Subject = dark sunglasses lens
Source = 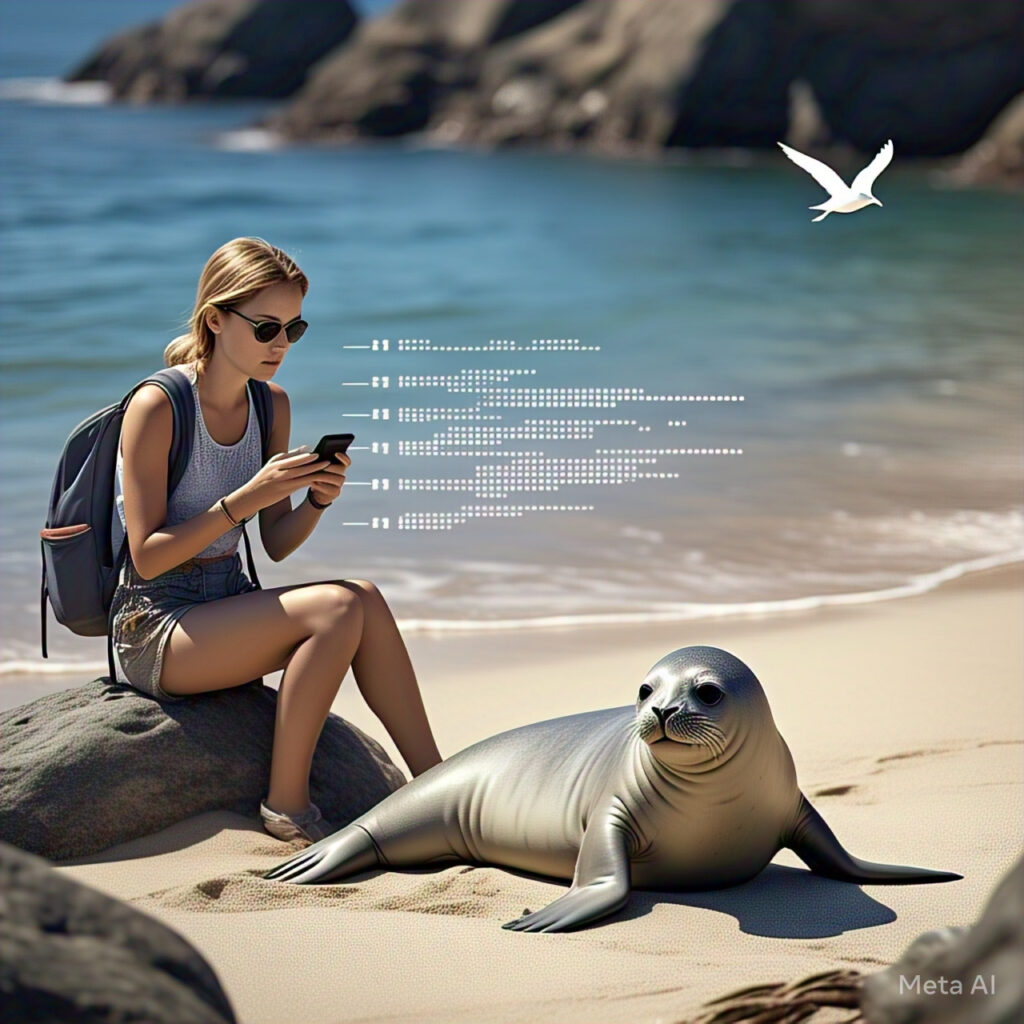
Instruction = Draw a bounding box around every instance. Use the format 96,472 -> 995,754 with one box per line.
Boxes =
285,320 -> 307,344
254,322 -> 281,343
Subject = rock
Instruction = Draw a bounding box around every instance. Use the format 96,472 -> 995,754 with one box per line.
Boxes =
260,0 -> 1024,172
0,840 -> 236,1023
941,91 -> 1024,188
790,0 -> 1024,156
860,851 -> 1024,1024
262,0 -> 584,140
0,678 -> 406,861
65,0 -> 358,101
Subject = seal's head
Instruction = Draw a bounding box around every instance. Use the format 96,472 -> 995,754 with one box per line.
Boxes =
634,646 -> 772,769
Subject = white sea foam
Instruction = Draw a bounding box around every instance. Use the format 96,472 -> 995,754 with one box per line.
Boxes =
0,658 -> 109,677
0,77 -> 112,105
213,129 -> 285,152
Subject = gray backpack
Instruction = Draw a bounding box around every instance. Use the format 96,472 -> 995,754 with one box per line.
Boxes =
40,368 -> 272,682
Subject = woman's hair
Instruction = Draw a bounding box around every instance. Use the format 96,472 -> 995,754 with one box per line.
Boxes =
164,237 -> 309,368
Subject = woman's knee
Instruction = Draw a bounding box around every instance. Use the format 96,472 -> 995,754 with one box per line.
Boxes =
300,583 -> 364,636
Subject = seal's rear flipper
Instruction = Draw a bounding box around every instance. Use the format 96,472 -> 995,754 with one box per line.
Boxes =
264,824 -> 381,884
785,795 -> 961,885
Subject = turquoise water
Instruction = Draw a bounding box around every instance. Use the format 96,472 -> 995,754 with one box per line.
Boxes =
1,1 -> 1022,675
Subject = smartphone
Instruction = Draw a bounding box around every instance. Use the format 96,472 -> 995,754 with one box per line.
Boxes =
312,433 -> 355,461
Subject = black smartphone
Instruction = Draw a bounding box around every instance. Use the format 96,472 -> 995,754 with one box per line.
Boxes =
312,433 -> 355,461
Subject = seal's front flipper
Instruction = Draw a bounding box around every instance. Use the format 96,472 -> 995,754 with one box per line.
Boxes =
264,824 -> 381,884
785,795 -> 961,885
502,816 -> 631,933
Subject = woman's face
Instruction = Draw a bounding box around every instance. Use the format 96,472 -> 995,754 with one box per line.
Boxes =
206,280 -> 305,380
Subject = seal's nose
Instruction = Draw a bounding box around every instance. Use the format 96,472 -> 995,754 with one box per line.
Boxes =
652,705 -> 679,729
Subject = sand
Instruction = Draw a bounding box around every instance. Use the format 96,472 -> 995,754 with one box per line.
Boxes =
37,563 -> 1024,1023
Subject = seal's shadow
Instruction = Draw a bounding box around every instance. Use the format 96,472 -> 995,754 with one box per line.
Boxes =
487,862 -> 897,937
626,864 -> 898,938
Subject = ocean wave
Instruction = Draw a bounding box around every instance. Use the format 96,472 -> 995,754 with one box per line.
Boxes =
393,550 -> 1023,634
0,77 -> 111,105
2,551 -> 1019,674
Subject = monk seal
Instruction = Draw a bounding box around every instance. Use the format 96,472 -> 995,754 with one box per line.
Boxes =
264,646 -> 960,931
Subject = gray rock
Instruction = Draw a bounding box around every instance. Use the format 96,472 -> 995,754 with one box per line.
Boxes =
0,840 -> 236,1023
262,0 -> 584,141
861,851 -> 1024,1024
65,0 -> 358,101
0,678 -> 406,861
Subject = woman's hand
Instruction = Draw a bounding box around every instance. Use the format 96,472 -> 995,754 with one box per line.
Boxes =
308,451 -> 350,507
236,448 -> 337,514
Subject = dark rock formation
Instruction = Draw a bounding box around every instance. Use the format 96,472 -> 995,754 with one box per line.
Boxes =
262,0 -> 585,141
861,851 -> 1024,1024
0,678 -> 406,861
65,0 -> 358,101
264,0 -> 1024,167
790,0 -> 1024,156
0,840 -> 236,1024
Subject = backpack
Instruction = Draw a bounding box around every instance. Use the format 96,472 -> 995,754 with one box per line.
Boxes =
39,367 -> 273,684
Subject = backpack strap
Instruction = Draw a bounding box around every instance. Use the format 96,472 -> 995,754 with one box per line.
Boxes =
240,378 -> 273,590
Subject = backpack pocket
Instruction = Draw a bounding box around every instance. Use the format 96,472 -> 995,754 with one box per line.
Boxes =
40,524 -> 110,635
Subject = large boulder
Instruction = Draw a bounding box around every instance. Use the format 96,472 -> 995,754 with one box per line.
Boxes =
0,840 -> 236,1023
65,0 -> 358,101
861,851 -> 1024,1024
0,678 -> 406,861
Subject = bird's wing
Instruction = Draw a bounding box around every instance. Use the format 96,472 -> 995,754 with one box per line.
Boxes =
777,141 -> 847,197
850,139 -> 893,194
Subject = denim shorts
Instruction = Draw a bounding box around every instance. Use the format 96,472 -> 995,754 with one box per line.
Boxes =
110,551 -> 259,702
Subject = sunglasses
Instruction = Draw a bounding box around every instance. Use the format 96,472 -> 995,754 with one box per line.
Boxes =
214,304 -> 308,344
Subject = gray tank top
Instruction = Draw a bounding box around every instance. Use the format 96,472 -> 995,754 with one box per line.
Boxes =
113,362 -> 262,567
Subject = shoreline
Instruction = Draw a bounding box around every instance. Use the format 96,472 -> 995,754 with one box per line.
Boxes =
3,557 -> 1021,721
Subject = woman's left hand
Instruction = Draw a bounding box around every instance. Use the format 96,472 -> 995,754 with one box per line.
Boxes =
308,452 -> 350,506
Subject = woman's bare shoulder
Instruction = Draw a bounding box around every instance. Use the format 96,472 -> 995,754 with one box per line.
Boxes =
268,380 -> 290,417
122,382 -> 173,444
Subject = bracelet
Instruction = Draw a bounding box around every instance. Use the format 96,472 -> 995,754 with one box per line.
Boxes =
218,496 -> 240,527
306,489 -> 332,511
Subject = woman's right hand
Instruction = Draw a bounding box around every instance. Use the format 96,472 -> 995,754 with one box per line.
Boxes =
236,448 -> 333,514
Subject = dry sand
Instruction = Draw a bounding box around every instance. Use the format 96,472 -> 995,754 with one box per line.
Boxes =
45,563 -> 1024,1023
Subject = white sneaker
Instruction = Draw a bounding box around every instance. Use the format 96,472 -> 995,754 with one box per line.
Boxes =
259,800 -> 335,845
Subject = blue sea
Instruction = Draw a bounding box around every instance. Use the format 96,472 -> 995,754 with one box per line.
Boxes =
1,1 -> 1022,678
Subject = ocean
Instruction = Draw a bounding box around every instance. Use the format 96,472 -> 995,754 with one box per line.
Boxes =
1,0 -> 1021,680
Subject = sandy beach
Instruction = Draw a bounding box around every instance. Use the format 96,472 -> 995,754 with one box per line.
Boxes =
7,562 -> 1012,1023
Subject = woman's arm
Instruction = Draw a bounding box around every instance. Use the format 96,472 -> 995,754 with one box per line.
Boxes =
120,385 -> 249,580
258,384 -> 346,562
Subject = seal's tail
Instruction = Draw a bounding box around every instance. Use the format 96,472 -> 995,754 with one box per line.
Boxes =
784,794 -> 961,884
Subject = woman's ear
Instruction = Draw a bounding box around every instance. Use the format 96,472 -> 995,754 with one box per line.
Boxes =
204,307 -> 221,335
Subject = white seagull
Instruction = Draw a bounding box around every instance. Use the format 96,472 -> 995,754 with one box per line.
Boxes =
778,139 -> 893,222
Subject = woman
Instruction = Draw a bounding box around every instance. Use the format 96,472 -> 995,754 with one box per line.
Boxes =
110,236 -> 442,845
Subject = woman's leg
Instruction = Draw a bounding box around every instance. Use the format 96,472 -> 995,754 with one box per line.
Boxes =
159,579 -> 442,811
327,579 -> 442,779
160,584 -> 364,815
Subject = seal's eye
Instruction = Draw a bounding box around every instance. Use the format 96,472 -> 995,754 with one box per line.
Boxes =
638,683 -> 653,701
695,683 -> 723,706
